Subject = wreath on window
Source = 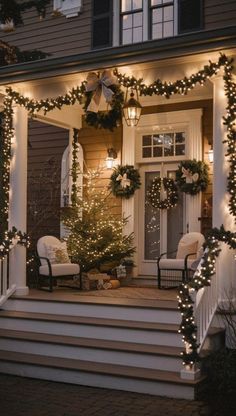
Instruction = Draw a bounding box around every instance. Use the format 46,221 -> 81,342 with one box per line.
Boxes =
84,70 -> 124,131
110,165 -> 141,199
147,177 -> 179,210
175,160 -> 209,195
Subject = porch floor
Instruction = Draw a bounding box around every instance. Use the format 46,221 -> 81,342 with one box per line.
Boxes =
13,286 -> 178,309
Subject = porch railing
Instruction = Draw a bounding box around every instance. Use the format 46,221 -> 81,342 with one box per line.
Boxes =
0,243 -> 17,306
194,253 -> 220,351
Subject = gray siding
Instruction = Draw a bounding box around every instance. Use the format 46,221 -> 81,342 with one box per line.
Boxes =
205,0 -> 236,30
0,1 -> 92,57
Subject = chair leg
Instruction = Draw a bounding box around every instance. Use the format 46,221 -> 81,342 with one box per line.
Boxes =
157,268 -> 161,289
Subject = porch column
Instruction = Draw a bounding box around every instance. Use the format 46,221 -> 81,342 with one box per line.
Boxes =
9,106 -> 29,296
212,75 -> 236,298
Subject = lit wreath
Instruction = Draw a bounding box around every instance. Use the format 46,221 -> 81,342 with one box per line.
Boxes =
110,165 -> 141,199
84,70 -> 124,131
147,177 -> 178,210
175,160 -> 209,196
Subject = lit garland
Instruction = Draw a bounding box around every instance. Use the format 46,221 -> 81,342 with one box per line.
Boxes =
175,160 -> 209,196
0,54 -> 235,368
0,226 -> 30,260
71,128 -> 79,207
178,226 -> 236,366
147,177 -> 178,209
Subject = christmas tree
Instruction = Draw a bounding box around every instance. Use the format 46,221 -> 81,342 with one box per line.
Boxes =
62,169 -> 135,273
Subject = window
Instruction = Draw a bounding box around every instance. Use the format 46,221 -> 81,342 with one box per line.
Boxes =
150,0 -> 174,40
178,0 -> 203,33
92,0 -> 112,49
121,0 -> 143,45
142,131 -> 186,159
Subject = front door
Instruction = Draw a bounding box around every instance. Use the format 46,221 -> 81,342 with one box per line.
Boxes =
138,163 -> 185,276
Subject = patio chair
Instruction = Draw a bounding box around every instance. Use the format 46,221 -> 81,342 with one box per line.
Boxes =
36,235 -> 80,292
157,232 -> 205,289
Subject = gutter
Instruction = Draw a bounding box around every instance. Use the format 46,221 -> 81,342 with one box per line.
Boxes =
0,26 -> 236,84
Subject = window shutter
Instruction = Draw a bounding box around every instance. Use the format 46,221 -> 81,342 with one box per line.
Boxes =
178,0 -> 203,33
92,0 -> 112,49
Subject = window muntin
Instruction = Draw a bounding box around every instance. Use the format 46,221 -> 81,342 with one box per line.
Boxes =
150,0 -> 174,40
121,0 -> 143,45
142,132 -> 185,159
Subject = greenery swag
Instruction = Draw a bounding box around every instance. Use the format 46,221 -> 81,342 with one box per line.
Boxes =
175,160 -> 209,196
0,227 -> 30,259
0,53 -> 236,367
147,177 -> 178,210
109,165 -> 141,199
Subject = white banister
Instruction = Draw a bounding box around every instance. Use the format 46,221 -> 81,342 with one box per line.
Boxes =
0,242 -> 18,306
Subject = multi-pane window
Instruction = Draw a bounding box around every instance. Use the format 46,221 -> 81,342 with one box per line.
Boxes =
121,0 -> 143,45
178,0 -> 203,33
150,0 -> 174,40
142,132 -> 185,158
92,0 -> 112,49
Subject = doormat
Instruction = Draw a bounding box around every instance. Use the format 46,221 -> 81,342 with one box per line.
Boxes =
73,286 -> 178,301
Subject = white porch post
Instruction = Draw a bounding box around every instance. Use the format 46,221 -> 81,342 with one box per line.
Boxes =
212,76 -> 236,298
9,106 -> 29,295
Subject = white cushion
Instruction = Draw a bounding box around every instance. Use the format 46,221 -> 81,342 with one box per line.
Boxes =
37,236 -> 61,266
158,258 -> 196,270
39,263 -> 80,277
177,232 -> 205,259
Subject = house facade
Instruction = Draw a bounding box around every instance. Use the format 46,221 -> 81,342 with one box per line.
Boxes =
0,0 -> 235,399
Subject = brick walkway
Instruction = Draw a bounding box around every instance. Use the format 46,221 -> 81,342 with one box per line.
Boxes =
0,373 -> 210,416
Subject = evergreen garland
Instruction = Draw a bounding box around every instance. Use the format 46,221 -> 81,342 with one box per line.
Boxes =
147,177 -> 178,209
175,160 -> 209,195
110,165 -> 141,199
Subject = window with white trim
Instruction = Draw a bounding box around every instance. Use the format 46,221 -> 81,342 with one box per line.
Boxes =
150,0 -> 174,40
142,131 -> 185,159
121,0 -> 143,45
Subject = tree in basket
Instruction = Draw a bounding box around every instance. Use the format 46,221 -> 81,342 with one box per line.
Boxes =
61,169 -> 135,273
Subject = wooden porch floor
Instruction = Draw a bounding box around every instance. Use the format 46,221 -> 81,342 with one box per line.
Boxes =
12,286 -> 178,309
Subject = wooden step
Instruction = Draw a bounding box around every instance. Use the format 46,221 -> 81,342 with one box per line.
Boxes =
0,350 -> 205,399
0,310 -> 180,332
0,328 -> 182,357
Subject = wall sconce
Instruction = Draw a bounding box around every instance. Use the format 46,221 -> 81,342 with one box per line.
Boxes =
106,148 -> 117,169
123,88 -> 142,127
208,146 -> 214,163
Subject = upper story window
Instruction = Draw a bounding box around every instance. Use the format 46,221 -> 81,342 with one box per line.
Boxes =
92,0 -> 112,49
121,0 -> 143,45
150,0 -> 174,40
178,0 -> 203,33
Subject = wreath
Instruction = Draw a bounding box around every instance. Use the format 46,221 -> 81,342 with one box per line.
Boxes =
110,165 -> 141,199
175,160 -> 209,195
84,70 -> 124,131
147,177 -> 179,210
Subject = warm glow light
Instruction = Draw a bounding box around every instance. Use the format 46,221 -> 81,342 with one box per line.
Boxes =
105,148 -> 117,169
208,148 -> 214,163
123,89 -> 142,127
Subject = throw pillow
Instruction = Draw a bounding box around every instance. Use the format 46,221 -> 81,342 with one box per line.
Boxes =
45,242 -> 71,264
176,240 -> 198,260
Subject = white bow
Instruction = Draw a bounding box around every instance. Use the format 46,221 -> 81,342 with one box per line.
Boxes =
182,167 -> 199,184
116,173 -> 131,189
85,70 -> 117,113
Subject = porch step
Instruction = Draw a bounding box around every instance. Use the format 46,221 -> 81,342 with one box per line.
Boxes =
0,310 -> 182,347
0,328 -> 183,372
0,350 -> 204,399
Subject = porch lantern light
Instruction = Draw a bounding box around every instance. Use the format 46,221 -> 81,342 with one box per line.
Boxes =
106,148 -> 117,169
123,88 -> 142,127
208,145 -> 214,163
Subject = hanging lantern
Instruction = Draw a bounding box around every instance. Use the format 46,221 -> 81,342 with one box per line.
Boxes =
105,148 -> 117,169
123,88 -> 142,127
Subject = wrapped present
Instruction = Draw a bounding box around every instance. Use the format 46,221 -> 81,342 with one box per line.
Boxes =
82,272 -> 110,291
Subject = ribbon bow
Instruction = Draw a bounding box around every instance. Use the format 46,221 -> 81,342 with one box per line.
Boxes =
182,167 -> 199,183
85,70 -> 117,113
116,173 -> 131,189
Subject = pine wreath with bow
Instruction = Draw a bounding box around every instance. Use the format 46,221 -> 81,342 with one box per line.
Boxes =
110,165 -> 141,199
176,160 -> 209,195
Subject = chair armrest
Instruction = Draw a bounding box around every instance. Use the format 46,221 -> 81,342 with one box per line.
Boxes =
157,250 -> 177,265
35,254 -> 53,276
184,252 -> 197,269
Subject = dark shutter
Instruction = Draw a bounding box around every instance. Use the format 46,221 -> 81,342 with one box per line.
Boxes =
178,0 -> 203,33
92,0 -> 112,49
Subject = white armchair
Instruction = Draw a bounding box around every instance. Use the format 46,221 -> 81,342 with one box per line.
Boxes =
36,235 -> 80,292
157,232 -> 205,289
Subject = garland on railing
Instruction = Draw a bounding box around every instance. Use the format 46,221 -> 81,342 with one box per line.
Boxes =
0,227 -> 30,259
178,226 -> 236,366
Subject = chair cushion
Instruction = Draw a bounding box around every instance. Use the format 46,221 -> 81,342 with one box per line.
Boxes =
44,242 -> 71,264
39,263 -> 80,277
158,258 -> 196,270
176,240 -> 198,260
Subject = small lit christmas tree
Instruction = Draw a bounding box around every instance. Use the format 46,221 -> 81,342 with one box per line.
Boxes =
62,169 -> 135,272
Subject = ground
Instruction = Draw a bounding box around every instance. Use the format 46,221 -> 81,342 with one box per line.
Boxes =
0,373 -> 209,416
